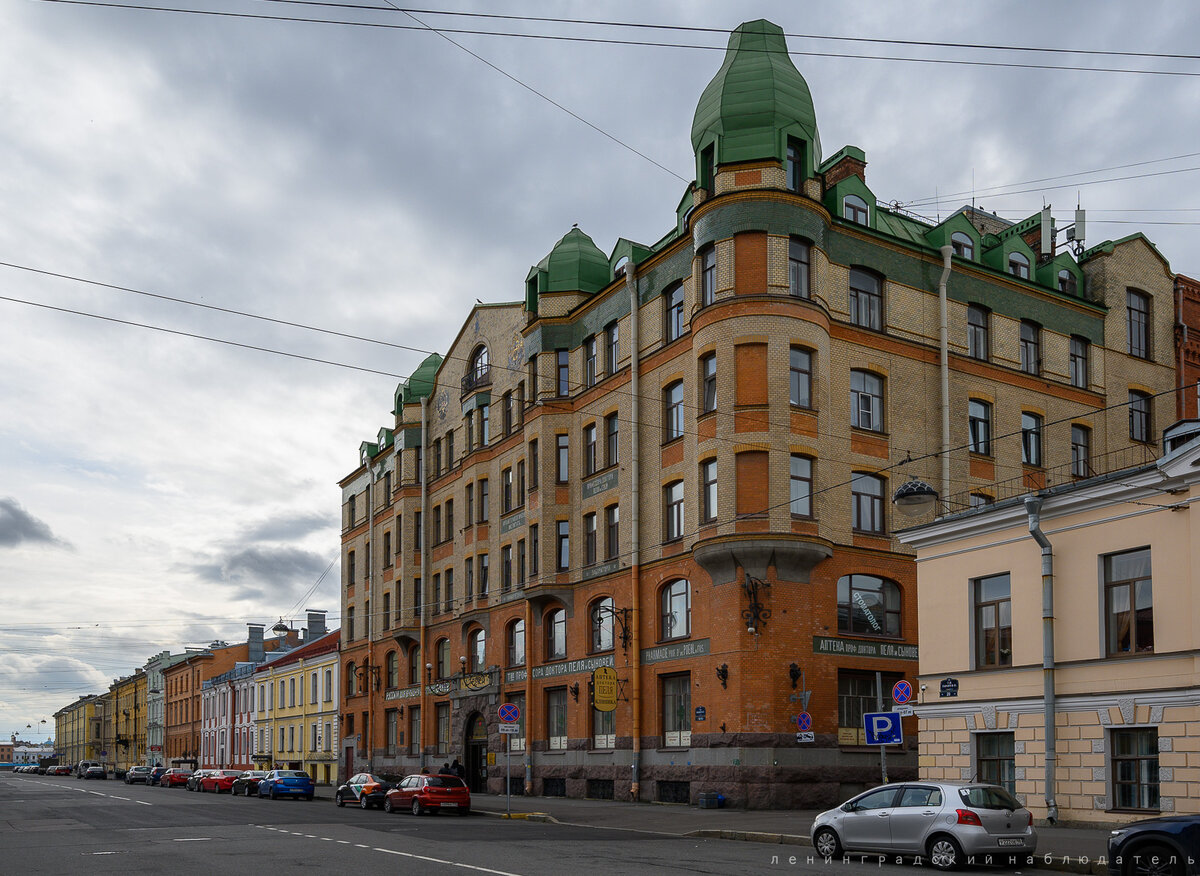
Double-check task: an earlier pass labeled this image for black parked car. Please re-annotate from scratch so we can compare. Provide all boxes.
[231,770,269,797]
[1108,815,1200,876]
[84,765,107,780]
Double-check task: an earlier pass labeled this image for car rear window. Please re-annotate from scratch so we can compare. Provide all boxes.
[280,771,310,778]
[959,785,1022,810]
[427,777,466,788]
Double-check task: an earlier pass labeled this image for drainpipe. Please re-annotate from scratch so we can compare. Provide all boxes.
[1176,277,1187,418]
[627,260,643,801]
[938,245,953,498]
[365,456,376,772]
[419,396,429,773]
[1024,496,1058,825]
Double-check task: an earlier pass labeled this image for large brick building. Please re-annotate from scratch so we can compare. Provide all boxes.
[338,19,1179,807]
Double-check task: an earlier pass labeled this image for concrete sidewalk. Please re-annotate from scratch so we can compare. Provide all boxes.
[471,793,1113,873]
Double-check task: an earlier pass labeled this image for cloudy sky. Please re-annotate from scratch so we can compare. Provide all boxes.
[2,0,1198,741]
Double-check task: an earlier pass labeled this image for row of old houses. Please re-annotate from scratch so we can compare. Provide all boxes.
[53,612,341,783]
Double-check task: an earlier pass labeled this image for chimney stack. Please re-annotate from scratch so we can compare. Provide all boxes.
[247,623,265,663]
[305,609,328,641]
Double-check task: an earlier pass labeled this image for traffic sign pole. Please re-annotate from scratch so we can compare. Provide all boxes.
[876,671,887,784]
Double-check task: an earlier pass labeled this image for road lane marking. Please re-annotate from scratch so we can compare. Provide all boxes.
[374,847,521,875]
[135,800,152,806]
[110,795,130,801]
[337,840,350,844]
[173,838,212,842]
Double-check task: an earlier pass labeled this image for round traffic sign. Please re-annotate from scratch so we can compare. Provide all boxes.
[796,711,812,731]
[498,702,520,723]
[892,680,913,705]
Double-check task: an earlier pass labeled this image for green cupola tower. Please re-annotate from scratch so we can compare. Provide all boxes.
[690,19,821,187]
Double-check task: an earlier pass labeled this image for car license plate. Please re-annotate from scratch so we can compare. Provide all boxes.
[440,802,458,807]
[998,838,1023,847]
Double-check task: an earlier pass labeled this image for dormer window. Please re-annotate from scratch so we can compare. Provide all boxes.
[786,138,804,193]
[1058,270,1077,295]
[951,231,974,260]
[1008,251,1030,279]
[843,194,869,226]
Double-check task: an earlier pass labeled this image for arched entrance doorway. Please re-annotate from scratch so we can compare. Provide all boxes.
[463,712,488,793]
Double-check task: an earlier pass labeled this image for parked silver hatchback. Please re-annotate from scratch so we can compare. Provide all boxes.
[811,782,1037,870]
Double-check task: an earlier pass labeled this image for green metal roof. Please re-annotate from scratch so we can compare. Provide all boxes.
[399,352,443,405]
[690,19,821,167]
[537,226,610,293]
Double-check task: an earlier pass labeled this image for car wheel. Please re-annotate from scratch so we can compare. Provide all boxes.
[270,788,277,800]
[928,835,965,871]
[1127,843,1185,876]
[360,796,370,810]
[335,793,345,807]
[813,827,842,859]
[384,798,394,814]
[411,798,422,816]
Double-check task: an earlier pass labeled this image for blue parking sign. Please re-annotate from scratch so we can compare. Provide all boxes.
[863,711,902,745]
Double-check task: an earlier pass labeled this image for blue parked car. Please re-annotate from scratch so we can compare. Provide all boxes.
[257,769,315,801]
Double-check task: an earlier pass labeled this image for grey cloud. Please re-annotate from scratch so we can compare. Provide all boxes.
[244,512,334,543]
[0,497,68,549]
[190,545,329,602]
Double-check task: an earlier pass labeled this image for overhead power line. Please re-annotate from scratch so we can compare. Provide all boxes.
[36,1,1200,79]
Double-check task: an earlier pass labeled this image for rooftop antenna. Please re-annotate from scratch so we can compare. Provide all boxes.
[935,186,940,224]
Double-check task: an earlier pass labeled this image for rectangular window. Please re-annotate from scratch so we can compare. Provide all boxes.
[1021,413,1043,466]
[605,414,619,468]
[413,512,422,551]
[786,138,803,193]
[382,591,391,631]
[700,353,717,413]
[528,439,539,490]
[1070,336,1089,389]
[967,305,989,361]
[433,438,442,477]
[700,247,716,307]
[662,674,691,748]
[789,238,809,298]
[664,481,684,542]
[583,336,597,387]
[974,573,1012,668]
[529,524,538,575]
[556,434,569,482]
[479,404,489,446]
[444,567,453,613]
[592,708,615,750]
[790,455,812,516]
[1127,290,1150,359]
[408,707,420,756]
[1112,728,1159,810]
[1105,547,1153,655]
[383,530,392,568]
[445,499,453,541]
[837,670,900,745]
[977,733,1016,794]
[465,483,473,528]
[1130,391,1151,443]
[478,479,489,523]
[556,349,570,397]
[433,506,442,544]
[1019,321,1040,375]
[606,322,619,376]
[547,688,568,750]
[849,269,882,330]
[663,382,684,441]
[700,460,717,523]
[465,556,474,601]
[465,411,474,453]
[665,284,684,342]
[789,347,811,408]
[446,429,454,468]
[502,467,513,514]
[605,505,619,560]
[851,473,885,534]
[556,521,570,571]
[436,702,449,756]
[478,553,489,597]
[969,400,992,456]
[583,424,597,476]
[386,710,399,756]
[516,538,526,585]
[583,512,597,566]
[503,392,513,435]
[850,370,884,432]
[1071,425,1091,477]
[501,545,512,592]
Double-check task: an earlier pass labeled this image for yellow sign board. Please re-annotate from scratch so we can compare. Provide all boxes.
[592,666,619,712]
[487,751,496,765]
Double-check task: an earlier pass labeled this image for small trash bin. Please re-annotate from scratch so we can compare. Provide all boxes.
[698,792,717,809]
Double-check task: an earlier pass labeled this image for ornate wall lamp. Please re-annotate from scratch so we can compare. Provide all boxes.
[742,573,771,634]
[715,663,728,689]
[357,662,381,692]
[590,603,634,653]
[569,682,580,702]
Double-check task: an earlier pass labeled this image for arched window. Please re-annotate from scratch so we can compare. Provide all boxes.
[850,370,885,432]
[436,638,450,680]
[346,662,357,696]
[1058,269,1077,295]
[591,596,614,653]
[546,609,566,660]
[661,580,690,640]
[848,268,882,330]
[951,231,974,260]
[408,646,420,685]
[1008,251,1030,279]
[508,619,526,666]
[843,194,869,225]
[470,345,489,379]
[468,628,486,672]
[386,650,399,689]
[837,574,901,636]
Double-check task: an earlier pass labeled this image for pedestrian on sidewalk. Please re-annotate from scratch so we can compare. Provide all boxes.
[451,758,464,779]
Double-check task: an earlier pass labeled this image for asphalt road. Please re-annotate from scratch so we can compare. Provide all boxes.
[1,773,1033,875]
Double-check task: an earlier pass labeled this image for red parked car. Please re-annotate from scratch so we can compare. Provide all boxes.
[199,770,242,793]
[161,768,193,788]
[383,774,471,816]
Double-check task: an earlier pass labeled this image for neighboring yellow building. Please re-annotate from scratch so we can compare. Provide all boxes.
[110,670,147,771]
[54,695,101,766]
[899,420,1200,824]
[253,629,341,786]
